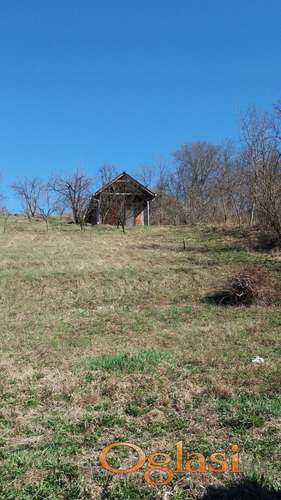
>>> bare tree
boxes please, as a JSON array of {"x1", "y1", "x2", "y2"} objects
[
  {"x1": 152, "y1": 160, "x2": 177, "y2": 224},
  {"x1": 137, "y1": 164, "x2": 153, "y2": 187},
  {"x1": 173, "y1": 142, "x2": 221, "y2": 223},
  {"x1": 0, "y1": 207, "x2": 10, "y2": 233},
  {"x1": 208, "y1": 142, "x2": 250, "y2": 225},
  {"x1": 93, "y1": 165, "x2": 119, "y2": 227},
  {"x1": 274, "y1": 99, "x2": 281, "y2": 119},
  {"x1": 38, "y1": 182, "x2": 59, "y2": 231},
  {"x1": 51, "y1": 171, "x2": 93, "y2": 229},
  {"x1": 240, "y1": 107, "x2": 281, "y2": 236},
  {"x1": 98, "y1": 164, "x2": 117, "y2": 186},
  {"x1": 98, "y1": 178, "x2": 128, "y2": 233},
  {"x1": 11, "y1": 178, "x2": 42, "y2": 220}
]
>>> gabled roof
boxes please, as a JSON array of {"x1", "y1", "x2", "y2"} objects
[{"x1": 93, "y1": 171, "x2": 156, "y2": 200}]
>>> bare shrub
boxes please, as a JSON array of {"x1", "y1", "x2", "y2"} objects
[
  {"x1": 51, "y1": 171, "x2": 92, "y2": 229},
  {"x1": 207, "y1": 266, "x2": 280, "y2": 306},
  {"x1": 11, "y1": 178, "x2": 42, "y2": 220}
]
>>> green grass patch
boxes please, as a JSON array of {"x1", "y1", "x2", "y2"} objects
[
  {"x1": 82, "y1": 349, "x2": 174, "y2": 373},
  {"x1": 217, "y1": 394, "x2": 281, "y2": 431}
]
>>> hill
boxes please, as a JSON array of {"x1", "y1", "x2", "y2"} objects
[{"x1": 0, "y1": 217, "x2": 280, "y2": 498}]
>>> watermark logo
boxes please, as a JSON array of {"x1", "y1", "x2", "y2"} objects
[{"x1": 99, "y1": 441, "x2": 239, "y2": 486}]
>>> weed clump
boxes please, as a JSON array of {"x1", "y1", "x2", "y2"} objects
[{"x1": 206, "y1": 266, "x2": 280, "y2": 306}]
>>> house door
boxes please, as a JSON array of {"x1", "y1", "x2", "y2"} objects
[{"x1": 134, "y1": 209, "x2": 143, "y2": 225}]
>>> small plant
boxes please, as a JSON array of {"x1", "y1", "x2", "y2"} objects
[{"x1": 206, "y1": 266, "x2": 280, "y2": 306}]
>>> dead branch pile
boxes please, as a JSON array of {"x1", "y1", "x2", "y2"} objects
[{"x1": 207, "y1": 266, "x2": 280, "y2": 306}]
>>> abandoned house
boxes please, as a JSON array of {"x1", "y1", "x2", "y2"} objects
[{"x1": 86, "y1": 172, "x2": 156, "y2": 226}]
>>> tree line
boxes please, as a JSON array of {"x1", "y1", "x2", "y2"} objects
[
  {"x1": 149, "y1": 104, "x2": 281, "y2": 239},
  {"x1": 1, "y1": 103, "x2": 281, "y2": 238}
]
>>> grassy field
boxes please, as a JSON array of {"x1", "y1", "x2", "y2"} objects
[{"x1": 0, "y1": 217, "x2": 280, "y2": 499}]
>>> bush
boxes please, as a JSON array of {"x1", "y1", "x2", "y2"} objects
[{"x1": 206, "y1": 266, "x2": 280, "y2": 306}]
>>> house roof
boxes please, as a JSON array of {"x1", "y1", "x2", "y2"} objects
[{"x1": 93, "y1": 171, "x2": 156, "y2": 200}]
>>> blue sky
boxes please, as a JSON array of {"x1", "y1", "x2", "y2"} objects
[{"x1": 0, "y1": 0, "x2": 280, "y2": 209}]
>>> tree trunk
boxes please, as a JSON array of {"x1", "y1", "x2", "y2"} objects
[{"x1": 249, "y1": 202, "x2": 255, "y2": 226}]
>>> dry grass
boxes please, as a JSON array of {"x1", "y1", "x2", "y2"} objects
[{"x1": 0, "y1": 217, "x2": 280, "y2": 498}]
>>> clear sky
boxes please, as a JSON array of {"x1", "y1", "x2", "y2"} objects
[{"x1": 1, "y1": 0, "x2": 281, "y2": 209}]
